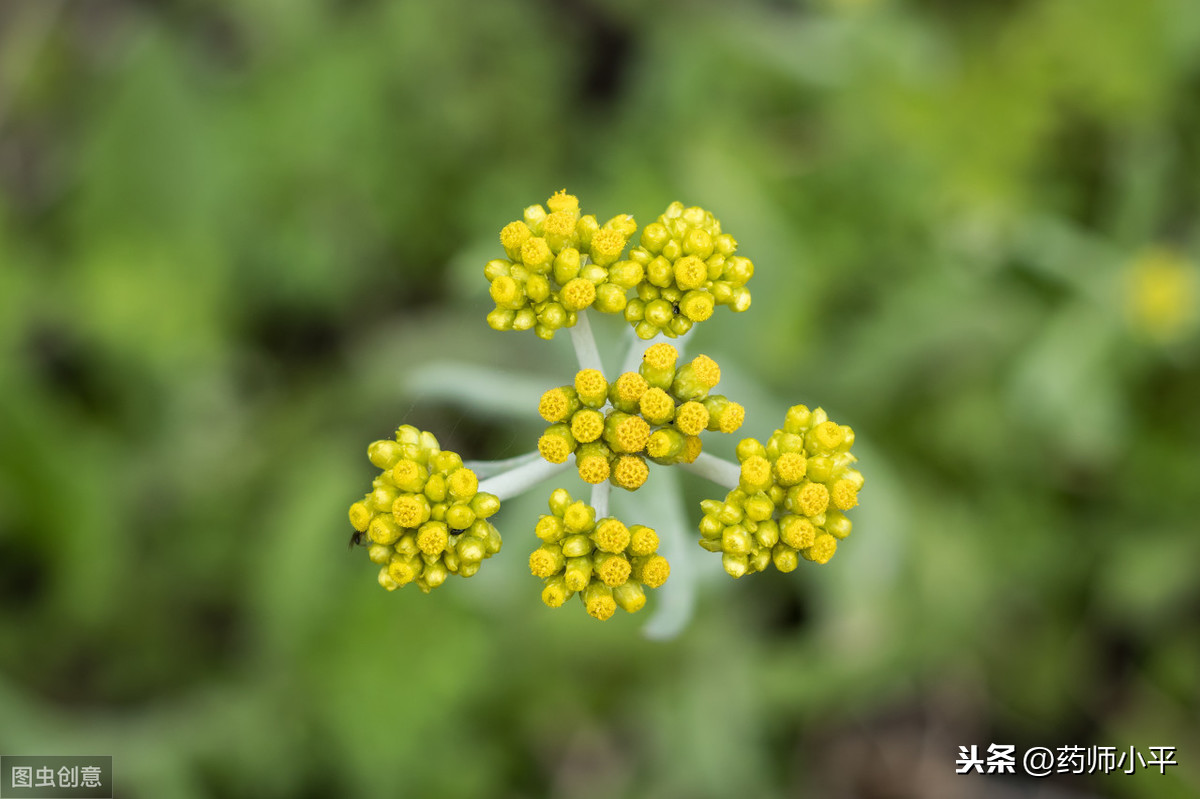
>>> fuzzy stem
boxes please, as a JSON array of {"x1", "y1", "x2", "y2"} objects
[
  {"x1": 478, "y1": 457, "x2": 570, "y2": 501},
  {"x1": 589, "y1": 480, "x2": 611, "y2": 519},
  {"x1": 569, "y1": 308, "x2": 605, "y2": 375},
  {"x1": 635, "y1": 466, "x2": 696, "y2": 640},
  {"x1": 464, "y1": 450, "x2": 545, "y2": 479},
  {"x1": 680, "y1": 451, "x2": 741, "y2": 490}
]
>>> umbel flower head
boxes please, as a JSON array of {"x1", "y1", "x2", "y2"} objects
[
  {"x1": 346, "y1": 188, "x2": 862, "y2": 637},
  {"x1": 348, "y1": 426, "x2": 502, "y2": 593},
  {"x1": 536, "y1": 343, "x2": 745, "y2": 490},
  {"x1": 529, "y1": 489, "x2": 670, "y2": 620},
  {"x1": 623, "y1": 201, "x2": 754, "y2": 339},
  {"x1": 486, "y1": 192, "x2": 753, "y2": 341},
  {"x1": 697, "y1": 405, "x2": 863, "y2": 578},
  {"x1": 486, "y1": 190, "x2": 640, "y2": 340}
]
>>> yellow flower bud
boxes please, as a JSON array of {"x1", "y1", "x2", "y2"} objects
[
  {"x1": 561, "y1": 277, "x2": 596, "y2": 311},
  {"x1": 681, "y1": 435, "x2": 703, "y2": 464},
  {"x1": 810, "y1": 420, "x2": 845, "y2": 453},
  {"x1": 546, "y1": 189, "x2": 580, "y2": 216},
  {"x1": 831, "y1": 479, "x2": 859, "y2": 511},
  {"x1": 529, "y1": 546, "x2": 565, "y2": 578},
  {"x1": 611, "y1": 454, "x2": 649, "y2": 491},
  {"x1": 543, "y1": 210, "x2": 578, "y2": 251},
  {"x1": 636, "y1": 554, "x2": 670, "y2": 588},
  {"x1": 609, "y1": 371, "x2": 649, "y2": 412},
  {"x1": 739, "y1": 455, "x2": 772, "y2": 493},
  {"x1": 489, "y1": 275, "x2": 524, "y2": 310},
  {"x1": 595, "y1": 552, "x2": 633, "y2": 587},
  {"x1": 573, "y1": 369, "x2": 608, "y2": 408},
  {"x1": 592, "y1": 518, "x2": 631, "y2": 554},
  {"x1": 520, "y1": 237, "x2": 553, "y2": 270},
  {"x1": 416, "y1": 521, "x2": 449, "y2": 556},
  {"x1": 570, "y1": 408, "x2": 605, "y2": 444},
  {"x1": 590, "y1": 229, "x2": 627, "y2": 267},
  {"x1": 673, "y1": 255, "x2": 708, "y2": 291},
  {"x1": 675, "y1": 401, "x2": 710, "y2": 436},
  {"x1": 575, "y1": 442, "x2": 612, "y2": 484},
  {"x1": 679, "y1": 290, "x2": 715, "y2": 322},
  {"x1": 538, "y1": 386, "x2": 578, "y2": 423},
  {"x1": 538, "y1": 424, "x2": 576, "y2": 464},
  {"x1": 771, "y1": 451, "x2": 806, "y2": 485},
  {"x1": 585, "y1": 582, "x2": 617, "y2": 620},
  {"x1": 789, "y1": 482, "x2": 830, "y2": 518},
  {"x1": 500, "y1": 221, "x2": 532, "y2": 260},
  {"x1": 369, "y1": 545, "x2": 393, "y2": 565},
  {"x1": 349, "y1": 502, "x2": 372, "y2": 532},
  {"x1": 535, "y1": 514, "x2": 565, "y2": 543},
  {"x1": 378, "y1": 567, "x2": 399, "y2": 591},
  {"x1": 640, "y1": 342, "x2": 678, "y2": 389},
  {"x1": 671, "y1": 354, "x2": 721, "y2": 401},
  {"x1": 447, "y1": 468, "x2": 478, "y2": 501},
  {"x1": 604, "y1": 412, "x2": 651, "y2": 454},
  {"x1": 388, "y1": 555, "x2": 422, "y2": 586},
  {"x1": 780, "y1": 515, "x2": 816, "y2": 550},
  {"x1": 638, "y1": 387, "x2": 676, "y2": 425},
  {"x1": 392, "y1": 494, "x2": 431, "y2": 529},
  {"x1": 803, "y1": 534, "x2": 837, "y2": 564}
]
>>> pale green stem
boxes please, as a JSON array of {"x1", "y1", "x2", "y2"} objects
[
  {"x1": 680, "y1": 451, "x2": 741, "y2": 490},
  {"x1": 478, "y1": 457, "x2": 569, "y2": 501},
  {"x1": 589, "y1": 480, "x2": 611, "y2": 519},
  {"x1": 631, "y1": 465, "x2": 696, "y2": 640},
  {"x1": 465, "y1": 450, "x2": 545, "y2": 479},
  {"x1": 569, "y1": 308, "x2": 605, "y2": 375}
]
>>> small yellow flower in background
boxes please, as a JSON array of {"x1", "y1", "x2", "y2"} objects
[{"x1": 1124, "y1": 247, "x2": 1198, "y2": 344}]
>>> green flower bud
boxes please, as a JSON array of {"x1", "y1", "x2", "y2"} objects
[
  {"x1": 671, "y1": 354, "x2": 721, "y2": 401},
  {"x1": 564, "y1": 556, "x2": 593, "y2": 592},
  {"x1": 722, "y1": 552, "x2": 749, "y2": 578},
  {"x1": 548, "y1": 487, "x2": 573, "y2": 517},
  {"x1": 445, "y1": 503, "x2": 476, "y2": 531},
  {"x1": 541, "y1": 575, "x2": 571, "y2": 608},
  {"x1": 594, "y1": 282, "x2": 627, "y2": 314},
  {"x1": 561, "y1": 533, "x2": 594, "y2": 558},
  {"x1": 484, "y1": 258, "x2": 512, "y2": 282},
  {"x1": 646, "y1": 427, "x2": 686, "y2": 463},
  {"x1": 470, "y1": 492, "x2": 501, "y2": 519},
  {"x1": 368, "y1": 544, "x2": 392, "y2": 565},
  {"x1": 369, "y1": 514, "x2": 402, "y2": 545},
  {"x1": 456, "y1": 533, "x2": 487, "y2": 564},
  {"x1": 639, "y1": 342, "x2": 678, "y2": 389},
  {"x1": 698, "y1": 514, "x2": 724, "y2": 539},
  {"x1": 644, "y1": 298, "x2": 673, "y2": 329},
  {"x1": 423, "y1": 473, "x2": 447, "y2": 504},
  {"x1": 487, "y1": 308, "x2": 516, "y2": 331},
  {"x1": 613, "y1": 581, "x2": 647, "y2": 613},
  {"x1": 722, "y1": 524, "x2": 752, "y2": 556},
  {"x1": 368, "y1": 440, "x2": 403, "y2": 469},
  {"x1": 755, "y1": 519, "x2": 780, "y2": 549},
  {"x1": 512, "y1": 307, "x2": 536, "y2": 331},
  {"x1": 609, "y1": 260, "x2": 644, "y2": 289}
]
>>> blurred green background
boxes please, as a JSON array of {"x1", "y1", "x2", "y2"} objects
[{"x1": 2, "y1": 0, "x2": 1199, "y2": 797}]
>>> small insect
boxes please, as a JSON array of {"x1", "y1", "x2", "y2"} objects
[
  {"x1": 672, "y1": 302, "x2": 681, "y2": 315},
  {"x1": 348, "y1": 529, "x2": 365, "y2": 549}
]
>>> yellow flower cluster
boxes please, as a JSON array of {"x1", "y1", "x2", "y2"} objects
[
  {"x1": 698, "y1": 406, "x2": 862, "y2": 578},
  {"x1": 348, "y1": 426, "x2": 502, "y2": 593},
  {"x1": 536, "y1": 343, "x2": 745, "y2": 490},
  {"x1": 529, "y1": 489, "x2": 670, "y2": 620},
  {"x1": 623, "y1": 201, "x2": 754, "y2": 339},
  {"x1": 485, "y1": 190, "x2": 641, "y2": 339}
]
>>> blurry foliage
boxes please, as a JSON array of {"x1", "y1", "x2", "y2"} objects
[{"x1": 1, "y1": 0, "x2": 1199, "y2": 797}]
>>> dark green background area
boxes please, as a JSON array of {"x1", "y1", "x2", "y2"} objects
[{"x1": 1, "y1": 1, "x2": 1198, "y2": 797}]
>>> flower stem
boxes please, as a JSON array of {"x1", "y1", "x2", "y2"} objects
[
  {"x1": 589, "y1": 480, "x2": 611, "y2": 519},
  {"x1": 680, "y1": 451, "x2": 740, "y2": 490},
  {"x1": 478, "y1": 457, "x2": 570, "y2": 501},
  {"x1": 569, "y1": 308, "x2": 605, "y2": 375},
  {"x1": 465, "y1": 450, "x2": 545, "y2": 479}
]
